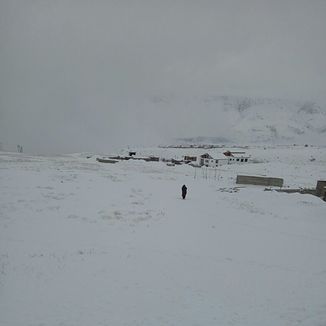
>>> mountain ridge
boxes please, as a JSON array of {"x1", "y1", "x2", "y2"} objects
[{"x1": 148, "y1": 95, "x2": 326, "y2": 145}]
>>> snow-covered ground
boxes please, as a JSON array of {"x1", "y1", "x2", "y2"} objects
[{"x1": 1, "y1": 145, "x2": 326, "y2": 326}]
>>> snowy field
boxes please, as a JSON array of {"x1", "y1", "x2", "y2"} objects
[{"x1": 1, "y1": 145, "x2": 326, "y2": 326}]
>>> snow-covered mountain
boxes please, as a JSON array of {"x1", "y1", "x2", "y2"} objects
[
  {"x1": 148, "y1": 95, "x2": 326, "y2": 145},
  {"x1": 220, "y1": 96, "x2": 326, "y2": 144}
]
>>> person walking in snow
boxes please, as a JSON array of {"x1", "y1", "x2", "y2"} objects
[{"x1": 181, "y1": 184, "x2": 187, "y2": 199}]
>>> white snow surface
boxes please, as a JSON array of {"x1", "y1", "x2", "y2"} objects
[{"x1": 1, "y1": 145, "x2": 326, "y2": 326}]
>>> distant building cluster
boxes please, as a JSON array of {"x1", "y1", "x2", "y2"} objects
[{"x1": 96, "y1": 150, "x2": 251, "y2": 168}]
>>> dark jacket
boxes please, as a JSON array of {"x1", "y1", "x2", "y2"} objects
[{"x1": 182, "y1": 185, "x2": 187, "y2": 198}]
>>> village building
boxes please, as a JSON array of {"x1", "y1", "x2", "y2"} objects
[
  {"x1": 184, "y1": 150, "x2": 251, "y2": 168},
  {"x1": 184, "y1": 155, "x2": 197, "y2": 162},
  {"x1": 184, "y1": 153, "x2": 228, "y2": 168},
  {"x1": 224, "y1": 151, "x2": 250, "y2": 164}
]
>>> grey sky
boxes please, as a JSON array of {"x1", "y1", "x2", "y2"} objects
[{"x1": 1, "y1": 0, "x2": 325, "y2": 154}]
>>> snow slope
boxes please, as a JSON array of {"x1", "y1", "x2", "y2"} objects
[
  {"x1": 1, "y1": 146, "x2": 326, "y2": 325},
  {"x1": 148, "y1": 95, "x2": 326, "y2": 145}
]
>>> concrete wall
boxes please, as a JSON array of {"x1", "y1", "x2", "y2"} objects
[
  {"x1": 321, "y1": 187, "x2": 326, "y2": 201},
  {"x1": 316, "y1": 181, "x2": 326, "y2": 197},
  {"x1": 236, "y1": 175, "x2": 284, "y2": 187},
  {"x1": 268, "y1": 188, "x2": 316, "y2": 195},
  {"x1": 263, "y1": 180, "x2": 326, "y2": 202}
]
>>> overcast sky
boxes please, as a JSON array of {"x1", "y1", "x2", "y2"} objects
[{"x1": 1, "y1": 0, "x2": 325, "y2": 154}]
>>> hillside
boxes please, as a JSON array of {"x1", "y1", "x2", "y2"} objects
[{"x1": 148, "y1": 95, "x2": 326, "y2": 145}]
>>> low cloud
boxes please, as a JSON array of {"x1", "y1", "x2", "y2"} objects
[{"x1": 1, "y1": 0, "x2": 325, "y2": 153}]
